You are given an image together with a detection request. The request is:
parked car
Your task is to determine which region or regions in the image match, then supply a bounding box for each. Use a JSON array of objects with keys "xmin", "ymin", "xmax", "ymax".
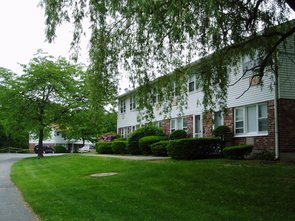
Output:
[
  {"xmin": 78, "ymin": 145, "xmax": 91, "ymax": 153},
  {"xmin": 34, "ymin": 145, "xmax": 55, "ymax": 154}
]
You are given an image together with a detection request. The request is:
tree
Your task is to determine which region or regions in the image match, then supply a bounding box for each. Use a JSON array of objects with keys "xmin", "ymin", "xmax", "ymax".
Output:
[
  {"xmin": 60, "ymin": 109, "xmax": 117, "ymax": 146},
  {"xmin": 40, "ymin": 0, "xmax": 295, "ymax": 114},
  {"xmin": 0, "ymin": 68, "xmax": 29, "ymax": 150},
  {"xmin": 0, "ymin": 51, "xmax": 84, "ymax": 157}
]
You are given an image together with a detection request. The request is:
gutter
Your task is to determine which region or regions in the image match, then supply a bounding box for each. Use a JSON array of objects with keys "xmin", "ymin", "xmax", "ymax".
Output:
[{"xmin": 274, "ymin": 60, "xmax": 280, "ymax": 160}]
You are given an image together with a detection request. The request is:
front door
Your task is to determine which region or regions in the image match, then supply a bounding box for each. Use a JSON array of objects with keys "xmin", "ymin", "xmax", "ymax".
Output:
[{"xmin": 195, "ymin": 115, "xmax": 202, "ymax": 138}]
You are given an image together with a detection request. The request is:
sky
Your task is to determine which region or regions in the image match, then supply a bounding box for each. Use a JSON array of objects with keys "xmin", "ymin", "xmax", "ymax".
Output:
[{"xmin": 0, "ymin": 0, "xmax": 89, "ymax": 74}]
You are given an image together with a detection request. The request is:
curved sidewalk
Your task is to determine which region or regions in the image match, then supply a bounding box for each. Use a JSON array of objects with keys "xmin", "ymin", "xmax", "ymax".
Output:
[{"xmin": 0, "ymin": 153, "xmax": 58, "ymax": 221}]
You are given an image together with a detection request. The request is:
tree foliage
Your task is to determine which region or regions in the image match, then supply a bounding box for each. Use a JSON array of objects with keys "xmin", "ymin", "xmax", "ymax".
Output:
[
  {"xmin": 40, "ymin": 0, "xmax": 295, "ymax": 115},
  {"xmin": 0, "ymin": 51, "xmax": 84, "ymax": 157}
]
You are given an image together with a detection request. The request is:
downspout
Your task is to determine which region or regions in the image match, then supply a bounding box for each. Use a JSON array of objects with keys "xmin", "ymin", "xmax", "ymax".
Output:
[{"xmin": 274, "ymin": 59, "xmax": 279, "ymax": 160}]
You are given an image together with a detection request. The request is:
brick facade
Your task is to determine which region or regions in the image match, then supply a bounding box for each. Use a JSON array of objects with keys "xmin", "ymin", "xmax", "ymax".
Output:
[
  {"xmin": 187, "ymin": 115, "xmax": 194, "ymax": 137},
  {"xmin": 162, "ymin": 119, "xmax": 170, "ymax": 136},
  {"xmin": 278, "ymin": 99, "xmax": 295, "ymax": 152}
]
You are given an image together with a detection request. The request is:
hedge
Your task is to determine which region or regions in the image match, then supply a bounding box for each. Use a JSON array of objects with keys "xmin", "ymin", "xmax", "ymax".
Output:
[
  {"xmin": 112, "ymin": 141, "xmax": 127, "ymax": 154},
  {"xmin": 169, "ymin": 130, "xmax": 187, "ymax": 140},
  {"xmin": 54, "ymin": 145, "xmax": 68, "ymax": 153},
  {"xmin": 139, "ymin": 136, "xmax": 167, "ymax": 155},
  {"xmin": 96, "ymin": 142, "xmax": 113, "ymax": 154},
  {"xmin": 127, "ymin": 125, "xmax": 164, "ymax": 155},
  {"xmin": 222, "ymin": 144, "xmax": 253, "ymax": 159},
  {"xmin": 151, "ymin": 140, "xmax": 170, "ymax": 156},
  {"xmin": 167, "ymin": 138, "xmax": 220, "ymax": 160}
]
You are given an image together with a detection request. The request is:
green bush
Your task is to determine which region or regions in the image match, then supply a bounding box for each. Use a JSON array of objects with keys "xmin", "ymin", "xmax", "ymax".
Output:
[
  {"xmin": 253, "ymin": 150, "xmax": 275, "ymax": 161},
  {"xmin": 151, "ymin": 140, "xmax": 170, "ymax": 156},
  {"xmin": 168, "ymin": 138, "xmax": 220, "ymax": 160},
  {"xmin": 222, "ymin": 144, "xmax": 253, "ymax": 159},
  {"xmin": 96, "ymin": 142, "xmax": 113, "ymax": 154},
  {"xmin": 54, "ymin": 145, "xmax": 68, "ymax": 153},
  {"xmin": 169, "ymin": 130, "xmax": 187, "ymax": 140},
  {"xmin": 112, "ymin": 141, "xmax": 127, "ymax": 154},
  {"xmin": 139, "ymin": 136, "xmax": 167, "ymax": 155},
  {"xmin": 212, "ymin": 125, "xmax": 231, "ymax": 138},
  {"xmin": 127, "ymin": 125, "xmax": 164, "ymax": 155}
]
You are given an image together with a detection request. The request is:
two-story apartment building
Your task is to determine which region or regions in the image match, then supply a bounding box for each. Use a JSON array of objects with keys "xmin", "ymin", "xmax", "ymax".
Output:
[{"xmin": 117, "ymin": 32, "xmax": 295, "ymax": 157}]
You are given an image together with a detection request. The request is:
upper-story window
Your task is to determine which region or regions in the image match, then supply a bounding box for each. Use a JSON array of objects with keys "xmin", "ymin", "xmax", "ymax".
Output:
[
  {"xmin": 242, "ymin": 56, "xmax": 261, "ymax": 78},
  {"xmin": 130, "ymin": 96, "xmax": 136, "ymax": 111},
  {"xmin": 188, "ymin": 75, "xmax": 195, "ymax": 92},
  {"xmin": 120, "ymin": 99, "xmax": 126, "ymax": 113},
  {"xmin": 234, "ymin": 103, "xmax": 268, "ymax": 136}
]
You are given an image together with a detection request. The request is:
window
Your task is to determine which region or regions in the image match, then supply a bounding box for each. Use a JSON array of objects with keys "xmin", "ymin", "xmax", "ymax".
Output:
[
  {"xmin": 173, "ymin": 82, "xmax": 180, "ymax": 97},
  {"xmin": 214, "ymin": 111, "xmax": 223, "ymax": 129},
  {"xmin": 120, "ymin": 100, "xmax": 126, "ymax": 113},
  {"xmin": 242, "ymin": 57, "xmax": 261, "ymax": 78},
  {"xmin": 170, "ymin": 119, "xmax": 176, "ymax": 132},
  {"xmin": 130, "ymin": 96, "xmax": 136, "ymax": 110},
  {"xmin": 234, "ymin": 103, "xmax": 268, "ymax": 135},
  {"xmin": 170, "ymin": 117, "xmax": 187, "ymax": 133},
  {"xmin": 188, "ymin": 75, "xmax": 195, "ymax": 92}
]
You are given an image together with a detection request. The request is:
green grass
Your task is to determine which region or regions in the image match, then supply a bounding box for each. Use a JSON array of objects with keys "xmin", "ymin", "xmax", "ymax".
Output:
[{"xmin": 11, "ymin": 155, "xmax": 295, "ymax": 221}]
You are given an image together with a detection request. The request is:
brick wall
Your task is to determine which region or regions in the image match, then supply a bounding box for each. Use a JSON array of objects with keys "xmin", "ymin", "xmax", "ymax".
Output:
[
  {"xmin": 162, "ymin": 119, "xmax": 170, "ymax": 136},
  {"xmin": 187, "ymin": 115, "xmax": 194, "ymax": 137},
  {"xmin": 278, "ymin": 99, "xmax": 295, "ymax": 152}
]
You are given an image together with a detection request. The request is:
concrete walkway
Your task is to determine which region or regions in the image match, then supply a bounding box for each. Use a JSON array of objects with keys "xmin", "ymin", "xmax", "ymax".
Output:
[
  {"xmin": 0, "ymin": 153, "xmax": 60, "ymax": 221},
  {"xmin": 81, "ymin": 153, "xmax": 170, "ymax": 161}
]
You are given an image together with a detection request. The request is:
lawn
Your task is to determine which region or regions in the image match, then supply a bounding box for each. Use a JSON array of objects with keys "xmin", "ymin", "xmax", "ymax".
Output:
[{"xmin": 11, "ymin": 155, "xmax": 295, "ymax": 221}]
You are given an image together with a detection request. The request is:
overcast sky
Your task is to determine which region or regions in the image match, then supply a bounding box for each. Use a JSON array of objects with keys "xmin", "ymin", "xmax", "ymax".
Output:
[{"xmin": 0, "ymin": 0, "xmax": 89, "ymax": 74}]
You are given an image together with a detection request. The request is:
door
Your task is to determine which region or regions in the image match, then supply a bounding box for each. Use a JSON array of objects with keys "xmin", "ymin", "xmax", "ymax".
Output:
[{"xmin": 195, "ymin": 115, "xmax": 202, "ymax": 138}]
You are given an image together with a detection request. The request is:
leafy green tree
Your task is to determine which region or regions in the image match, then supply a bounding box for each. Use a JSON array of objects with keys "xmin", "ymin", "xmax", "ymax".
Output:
[
  {"xmin": 0, "ymin": 51, "xmax": 84, "ymax": 157},
  {"xmin": 0, "ymin": 68, "xmax": 29, "ymax": 150},
  {"xmin": 40, "ymin": 0, "xmax": 295, "ymax": 114}
]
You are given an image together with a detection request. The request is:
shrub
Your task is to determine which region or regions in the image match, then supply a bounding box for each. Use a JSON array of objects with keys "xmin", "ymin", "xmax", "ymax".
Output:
[
  {"xmin": 139, "ymin": 136, "xmax": 167, "ymax": 155},
  {"xmin": 253, "ymin": 150, "xmax": 275, "ymax": 161},
  {"xmin": 127, "ymin": 125, "xmax": 164, "ymax": 155},
  {"xmin": 112, "ymin": 141, "xmax": 127, "ymax": 154},
  {"xmin": 222, "ymin": 144, "xmax": 253, "ymax": 159},
  {"xmin": 169, "ymin": 130, "xmax": 187, "ymax": 140},
  {"xmin": 168, "ymin": 138, "xmax": 220, "ymax": 160},
  {"xmin": 54, "ymin": 145, "xmax": 68, "ymax": 153},
  {"xmin": 96, "ymin": 142, "xmax": 113, "ymax": 154},
  {"xmin": 212, "ymin": 125, "xmax": 231, "ymax": 138},
  {"xmin": 151, "ymin": 140, "xmax": 170, "ymax": 156}
]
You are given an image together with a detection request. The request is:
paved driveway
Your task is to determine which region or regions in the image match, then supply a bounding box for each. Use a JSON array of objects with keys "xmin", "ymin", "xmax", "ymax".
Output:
[{"xmin": 0, "ymin": 153, "xmax": 58, "ymax": 221}]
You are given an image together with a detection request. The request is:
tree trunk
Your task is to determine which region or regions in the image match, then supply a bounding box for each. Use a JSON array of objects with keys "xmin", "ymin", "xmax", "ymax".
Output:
[{"xmin": 38, "ymin": 128, "xmax": 44, "ymax": 158}]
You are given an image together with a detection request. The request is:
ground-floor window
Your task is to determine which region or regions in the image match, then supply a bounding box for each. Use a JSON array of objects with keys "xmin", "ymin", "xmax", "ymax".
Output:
[
  {"xmin": 170, "ymin": 117, "xmax": 187, "ymax": 133},
  {"xmin": 234, "ymin": 103, "xmax": 268, "ymax": 136}
]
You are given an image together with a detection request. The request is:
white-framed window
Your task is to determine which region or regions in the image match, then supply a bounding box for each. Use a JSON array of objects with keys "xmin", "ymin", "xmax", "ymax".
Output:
[
  {"xmin": 120, "ymin": 99, "xmax": 126, "ymax": 113},
  {"xmin": 188, "ymin": 75, "xmax": 195, "ymax": 92},
  {"xmin": 234, "ymin": 103, "xmax": 268, "ymax": 136},
  {"xmin": 242, "ymin": 56, "xmax": 261, "ymax": 78},
  {"xmin": 130, "ymin": 96, "xmax": 136, "ymax": 111},
  {"xmin": 214, "ymin": 111, "xmax": 224, "ymax": 129},
  {"xmin": 170, "ymin": 117, "xmax": 187, "ymax": 133}
]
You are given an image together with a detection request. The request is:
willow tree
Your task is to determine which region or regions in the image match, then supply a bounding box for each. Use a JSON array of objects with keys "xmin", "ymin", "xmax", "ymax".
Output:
[{"xmin": 40, "ymin": 0, "xmax": 295, "ymax": 115}]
